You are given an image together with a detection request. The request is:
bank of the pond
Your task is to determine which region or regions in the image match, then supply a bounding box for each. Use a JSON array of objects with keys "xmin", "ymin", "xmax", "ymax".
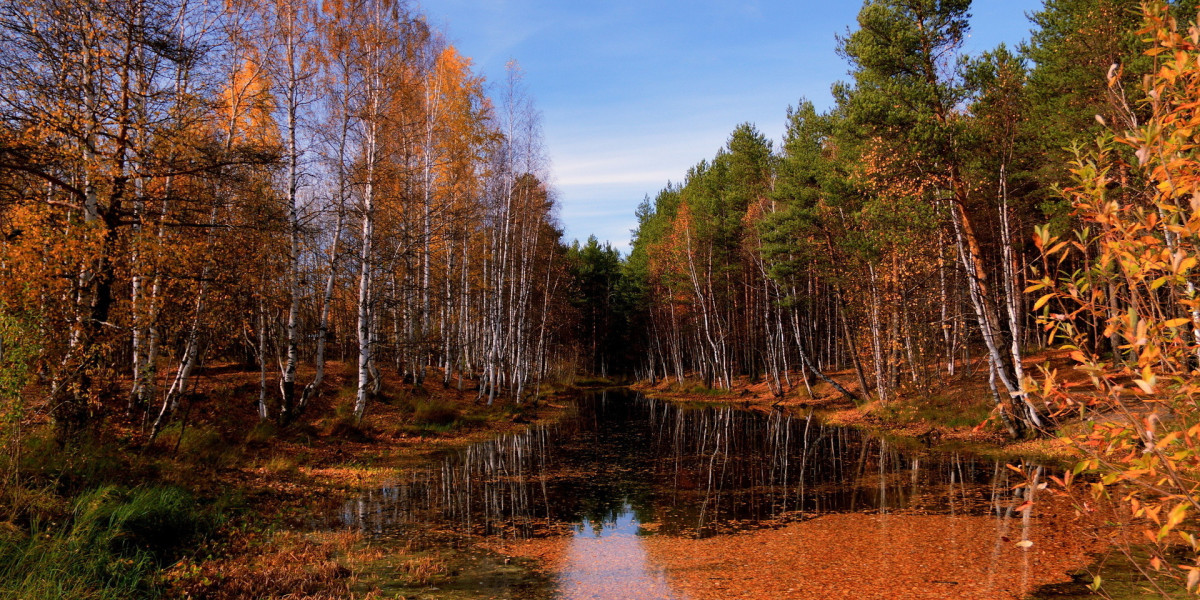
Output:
[
  {"xmin": 181, "ymin": 384, "xmax": 585, "ymax": 598},
  {"xmin": 3, "ymin": 362, "xmax": 1139, "ymax": 599},
  {"xmin": 627, "ymin": 363, "xmax": 1194, "ymax": 599},
  {"xmin": 629, "ymin": 350, "xmax": 1085, "ymax": 464},
  {"xmin": 1, "ymin": 361, "xmax": 585, "ymax": 599},
  {"xmin": 172, "ymin": 400, "xmax": 576, "ymax": 598}
]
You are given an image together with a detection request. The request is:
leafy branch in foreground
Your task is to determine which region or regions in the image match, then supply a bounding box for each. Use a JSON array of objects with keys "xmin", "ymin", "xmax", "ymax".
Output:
[{"xmin": 1034, "ymin": 2, "xmax": 1200, "ymax": 593}]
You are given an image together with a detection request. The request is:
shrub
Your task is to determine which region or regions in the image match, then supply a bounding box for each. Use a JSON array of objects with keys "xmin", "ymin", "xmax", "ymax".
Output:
[{"xmin": 1031, "ymin": 3, "xmax": 1200, "ymax": 593}]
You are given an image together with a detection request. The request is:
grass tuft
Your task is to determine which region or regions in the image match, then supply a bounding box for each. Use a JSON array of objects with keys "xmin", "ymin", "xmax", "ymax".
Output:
[
  {"xmin": 0, "ymin": 485, "xmax": 215, "ymax": 600},
  {"xmin": 412, "ymin": 400, "xmax": 457, "ymax": 427},
  {"xmin": 399, "ymin": 554, "xmax": 449, "ymax": 586},
  {"xmin": 243, "ymin": 421, "xmax": 277, "ymax": 447}
]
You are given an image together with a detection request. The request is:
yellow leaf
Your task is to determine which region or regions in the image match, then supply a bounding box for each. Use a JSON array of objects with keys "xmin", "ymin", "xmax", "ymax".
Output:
[
  {"xmin": 1159, "ymin": 503, "xmax": 1189, "ymax": 540},
  {"xmin": 1033, "ymin": 294, "xmax": 1054, "ymax": 311},
  {"xmin": 1164, "ymin": 317, "xmax": 1191, "ymax": 328},
  {"xmin": 1168, "ymin": 503, "xmax": 1188, "ymax": 530}
]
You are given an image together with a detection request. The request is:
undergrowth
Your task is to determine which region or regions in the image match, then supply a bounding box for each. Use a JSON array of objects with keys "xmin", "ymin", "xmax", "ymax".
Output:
[
  {"xmin": 0, "ymin": 485, "xmax": 219, "ymax": 600},
  {"xmin": 875, "ymin": 392, "xmax": 994, "ymax": 429}
]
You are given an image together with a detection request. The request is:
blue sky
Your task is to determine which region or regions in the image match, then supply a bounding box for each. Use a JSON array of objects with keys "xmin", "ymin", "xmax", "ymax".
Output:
[{"xmin": 420, "ymin": 0, "xmax": 1047, "ymax": 253}]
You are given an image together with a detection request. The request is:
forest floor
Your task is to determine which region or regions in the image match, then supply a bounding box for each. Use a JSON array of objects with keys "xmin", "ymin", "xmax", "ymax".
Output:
[
  {"xmin": 2, "ymin": 361, "xmax": 585, "ymax": 599},
  {"xmin": 629, "ymin": 349, "xmax": 1096, "ymax": 464}
]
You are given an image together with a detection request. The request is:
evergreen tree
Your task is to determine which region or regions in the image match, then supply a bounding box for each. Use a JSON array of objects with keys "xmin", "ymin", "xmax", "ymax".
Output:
[
  {"xmin": 567, "ymin": 236, "xmax": 623, "ymax": 377},
  {"xmin": 1022, "ymin": 0, "xmax": 1200, "ymax": 211}
]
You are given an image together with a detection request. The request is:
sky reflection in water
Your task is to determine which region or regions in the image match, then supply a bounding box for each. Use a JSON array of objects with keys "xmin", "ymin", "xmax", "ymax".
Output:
[{"xmin": 557, "ymin": 504, "xmax": 681, "ymax": 600}]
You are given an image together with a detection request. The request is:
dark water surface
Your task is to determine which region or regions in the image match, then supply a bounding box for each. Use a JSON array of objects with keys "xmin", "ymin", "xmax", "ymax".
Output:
[{"xmin": 339, "ymin": 390, "xmax": 1080, "ymax": 598}]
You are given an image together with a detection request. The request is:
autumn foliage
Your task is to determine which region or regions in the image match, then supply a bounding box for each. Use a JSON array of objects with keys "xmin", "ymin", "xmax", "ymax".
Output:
[
  {"xmin": 1028, "ymin": 1, "xmax": 1200, "ymax": 594},
  {"xmin": 0, "ymin": 0, "xmax": 574, "ymax": 443}
]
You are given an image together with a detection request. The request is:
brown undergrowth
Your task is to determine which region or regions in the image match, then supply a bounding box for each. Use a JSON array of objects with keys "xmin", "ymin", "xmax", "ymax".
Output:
[
  {"xmin": 165, "ymin": 530, "xmax": 374, "ymax": 600},
  {"xmin": 2, "ymin": 360, "xmax": 574, "ymax": 599}
]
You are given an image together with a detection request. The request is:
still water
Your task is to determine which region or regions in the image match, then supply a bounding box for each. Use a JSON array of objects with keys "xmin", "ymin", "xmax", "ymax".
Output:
[{"xmin": 339, "ymin": 390, "xmax": 1093, "ymax": 599}]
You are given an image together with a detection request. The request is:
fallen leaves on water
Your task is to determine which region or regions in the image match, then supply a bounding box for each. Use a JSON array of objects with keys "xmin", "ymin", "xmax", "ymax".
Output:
[
  {"xmin": 639, "ymin": 499, "xmax": 1098, "ymax": 600},
  {"xmin": 496, "ymin": 493, "xmax": 1102, "ymax": 600}
]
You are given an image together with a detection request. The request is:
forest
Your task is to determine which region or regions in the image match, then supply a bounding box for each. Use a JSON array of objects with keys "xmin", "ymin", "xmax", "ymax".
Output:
[
  {"xmin": 585, "ymin": 0, "xmax": 1200, "ymax": 593},
  {"xmin": 5, "ymin": 0, "xmax": 1200, "ymax": 597},
  {"xmin": 0, "ymin": 0, "xmax": 585, "ymax": 438},
  {"xmin": 614, "ymin": 0, "xmax": 1200, "ymax": 437}
]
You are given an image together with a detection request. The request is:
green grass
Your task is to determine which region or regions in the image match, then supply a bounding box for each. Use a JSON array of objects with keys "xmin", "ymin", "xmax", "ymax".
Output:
[
  {"xmin": 876, "ymin": 393, "xmax": 993, "ymax": 429},
  {"xmin": 0, "ymin": 485, "xmax": 219, "ymax": 600},
  {"xmin": 397, "ymin": 399, "xmax": 507, "ymax": 436},
  {"xmin": 686, "ymin": 384, "xmax": 733, "ymax": 397},
  {"xmin": 572, "ymin": 376, "xmax": 614, "ymax": 387},
  {"xmin": 243, "ymin": 420, "xmax": 278, "ymax": 447},
  {"xmin": 912, "ymin": 395, "xmax": 993, "ymax": 428},
  {"xmin": 18, "ymin": 435, "xmax": 129, "ymax": 493},
  {"xmin": 175, "ymin": 427, "xmax": 238, "ymax": 468}
]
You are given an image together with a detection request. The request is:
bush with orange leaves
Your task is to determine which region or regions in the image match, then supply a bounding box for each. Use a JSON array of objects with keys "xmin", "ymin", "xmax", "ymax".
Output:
[{"xmin": 1030, "ymin": 2, "xmax": 1200, "ymax": 594}]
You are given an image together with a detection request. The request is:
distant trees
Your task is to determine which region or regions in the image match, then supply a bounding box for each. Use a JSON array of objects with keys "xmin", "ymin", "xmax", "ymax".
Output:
[
  {"xmin": 627, "ymin": 125, "xmax": 779, "ymax": 390},
  {"xmin": 566, "ymin": 236, "xmax": 623, "ymax": 377},
  {"xmin": 0, "ymin": 0, "xmax": 574, "ymax": 439},
  {"xmin": 634, "ymin": 0, "xmax": 992, "ymax": 409}
]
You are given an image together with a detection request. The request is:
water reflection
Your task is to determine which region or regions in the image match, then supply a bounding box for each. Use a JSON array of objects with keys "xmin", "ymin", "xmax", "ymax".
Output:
[
  {"xmin": 557, "ymin": 504, "xmax": 680, "ymax": 600},
  {"xmin": 340, "ymin": 390, "xmax": 1040, "ymax": 540}
]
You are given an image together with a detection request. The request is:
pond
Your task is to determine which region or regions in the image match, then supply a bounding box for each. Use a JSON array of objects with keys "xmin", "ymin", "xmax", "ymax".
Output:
[{"xmin": 339, "ymin": 389, "xmax": 1100, "ymax": 599}]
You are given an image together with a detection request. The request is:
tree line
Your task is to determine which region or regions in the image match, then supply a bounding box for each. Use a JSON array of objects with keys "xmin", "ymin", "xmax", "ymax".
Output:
[
  {"xmin": 614, "ymin": 0, "xmax": 1200, "ymax": 437},
  {"xmin": 0, "ymin": 0, "xmax": 589, "ymax": 440}
]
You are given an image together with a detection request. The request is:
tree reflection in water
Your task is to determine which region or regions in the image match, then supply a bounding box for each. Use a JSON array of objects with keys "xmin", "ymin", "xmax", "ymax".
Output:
[{"xmin": 339, "ymin": 390, "xmax": 1043, "ymax": 542}]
